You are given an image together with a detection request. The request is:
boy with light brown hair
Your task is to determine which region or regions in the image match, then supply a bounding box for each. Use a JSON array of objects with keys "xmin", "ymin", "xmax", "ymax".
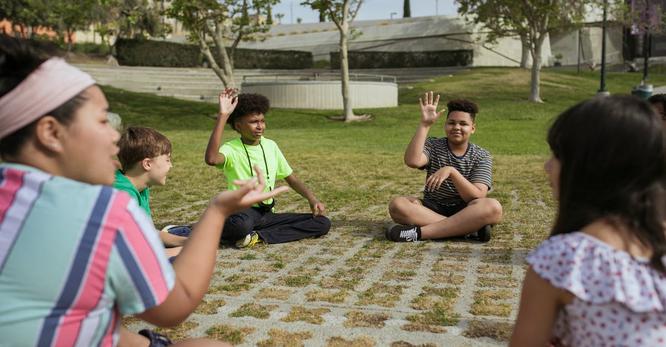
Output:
[{"xmin": 114, "ymin": 126, "xmax": 189, "ymax": 257}]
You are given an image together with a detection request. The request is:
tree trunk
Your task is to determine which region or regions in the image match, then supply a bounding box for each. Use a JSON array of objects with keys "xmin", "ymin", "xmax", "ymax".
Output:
[
  {"xmin": 339, "ymin": 25, "xmax": 354, "ymax": 121},
  {"xmin": 529, "ymin": 39, "xmax": 544, "ymax": 103},
  {"xmin": 198, "ymin": 34, "xmax": 234, "ymax": 88},
  {"xmin": 66, "ymin": 30, "xmax": 74, "ymax": 52},
  {"xmin": 520, "ymin": 34, "xmax": 529, "ymax": 68}
]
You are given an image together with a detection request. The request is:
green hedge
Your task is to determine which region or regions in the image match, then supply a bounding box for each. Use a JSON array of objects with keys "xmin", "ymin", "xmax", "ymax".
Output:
[
  {"xmin": 115, "ymin": 38, "xmax": 200, "ymax": 67},
  {"xmin": 329, "ymin": 50, "xmax": 473, "ymax": 69},
  {"xmin": 115, "ymin": 38, "xmax": 312, "ymax": 69}
]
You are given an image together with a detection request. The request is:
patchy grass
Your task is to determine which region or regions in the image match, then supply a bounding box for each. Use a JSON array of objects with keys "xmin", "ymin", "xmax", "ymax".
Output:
[
  {"xmin": 470, "ymin": 289, "xmax": 514, "ymax": 317},
  {"xmin": 478, "ymin": 263, "xmax": 513, "ymax": 276},
  {"xmin": 400, "ymin": 323, "xmax": 447, "ymax": 333},
  {"xmin": 281, "ymin": 306, "xmax": 330, "ymax": 325},
  {"xmin": 194, "ymin": 299, "xmax": 226, "ymax": 315},
  {"xmin": 154, "ymin": 321, "xmax": 198, "ymax": 341},
  {"xmin": 463, "ymin": 319, "xmax": 514, "ymax": 341},
  {"xmin": 344, "ymin": 311, "xmax": 390, "ymax": 328},
  {"xmin": 279, "ymin": 274, "xmax": 313, "ymax": 287},
  {"xmin": 306, "ymin": 289, "xmax": 348, "ymax": 303},
  {"xmin": 240, "ymin": 252, "xmax": 258, "ymax": 260},
  {"xmin": 428, "ymin": 272, "xmax": 465, "ymax": 286},
  {"xmin": 477, "ymin": 276, "xmax": 519, "ymax": 288},
  {"xmin": 257, "ymin": 329, "xmax": 313, "ymax": 347},
  {"xmin": 208, "ymin": 274, "xmax": 267, "ymax": 296},
  {"xmin": 206, "ymin": 324, "xmax": 255, "ymax": 345},
  {"xmin": 256, "ymin": 287, "xmax": 292, "ymax": 300},
  {"xmin": 382, "ymin": 270, "xmax": 417, "ymax": 282},
  {"xmin": 357, "ymin": 283, "xmax": 405, "ymax": 307},
  {"xmin": 327, "ymin": 336, "xmax": 376, "ymax": 347},
  {"xmin": 230, "ymin": 303, "xmax": 277, "ymax": 319},
  {"xmin": 406, "ymin": 304, "xmax": 461, "ymax": 326},
  {"xmin": 410, "ymin": 286, "xmax": 459, "ymax": 311},
  {"xmin": 391, "ymin": 342, "xmax": 437, "ymax": 347}
]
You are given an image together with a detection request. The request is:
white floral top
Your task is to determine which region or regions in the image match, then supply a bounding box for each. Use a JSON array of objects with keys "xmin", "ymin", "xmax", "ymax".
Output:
[{"xmin": 526, "ymin": 232, "xmax": 666, "ymax": 347}]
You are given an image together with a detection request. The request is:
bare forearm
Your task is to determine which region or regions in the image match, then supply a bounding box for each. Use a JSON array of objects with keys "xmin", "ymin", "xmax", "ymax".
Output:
[
  {"xmin": 449, "ymin": 169, "xmax": 487, "ymax": 201},
  {"xmin": 204, "ymin": 118, "xmax": 226, "ymax": 165},
  {"xmin": 285, "ymin": 175, "xmax": 317, "ymax": 203},
  {"xmin": 404, "ymin": 124, "xmax": 430, "ymax": 168}
]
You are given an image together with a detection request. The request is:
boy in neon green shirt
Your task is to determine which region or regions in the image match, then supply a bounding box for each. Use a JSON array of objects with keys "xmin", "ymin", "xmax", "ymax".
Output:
[{"xmin": 205, "ymin": 89, "xmax": 331, "ymax": 247}]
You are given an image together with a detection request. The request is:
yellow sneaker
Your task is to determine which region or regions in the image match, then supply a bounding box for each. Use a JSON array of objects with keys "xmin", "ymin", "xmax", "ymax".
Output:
[{"xmin": 235, "ymin": 232, "xmax": 261, "ymax": 248}]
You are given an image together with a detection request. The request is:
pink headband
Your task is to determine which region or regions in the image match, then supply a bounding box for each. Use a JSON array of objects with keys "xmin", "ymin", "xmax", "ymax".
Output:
[{"xmin": 0, "ymin": 57, "xmax": 95, "ymax": 139}]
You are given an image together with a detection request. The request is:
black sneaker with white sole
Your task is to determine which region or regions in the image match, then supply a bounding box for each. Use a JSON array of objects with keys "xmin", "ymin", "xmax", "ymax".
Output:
[
  {"xmin": 386, "ymin": 224, "xmax": 421, "ymax": 242},
  {"xmin": 466, "ymin": 225, "xmax": 492, "ymax": 243}
]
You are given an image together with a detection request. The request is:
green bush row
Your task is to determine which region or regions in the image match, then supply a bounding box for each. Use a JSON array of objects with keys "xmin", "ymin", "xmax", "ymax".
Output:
[
  {"xmin": 115, "ymin": 38, "xmax": 313, "ymax": 69},
  {"xmin": 329, "ymin": 50, "xmax": 473, "ymax": 69}
]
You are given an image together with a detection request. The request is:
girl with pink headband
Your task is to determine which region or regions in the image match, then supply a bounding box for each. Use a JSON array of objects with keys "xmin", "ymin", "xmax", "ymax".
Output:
[{"xmin": 0, "ymin": 36, "xmax": 286, "ymax": 346}]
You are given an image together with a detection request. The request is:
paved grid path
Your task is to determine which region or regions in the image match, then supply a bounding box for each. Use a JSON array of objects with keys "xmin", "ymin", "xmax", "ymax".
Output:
[{"xmin": 125, "ymin": 224, "xmax": 526, "ymax": 346}]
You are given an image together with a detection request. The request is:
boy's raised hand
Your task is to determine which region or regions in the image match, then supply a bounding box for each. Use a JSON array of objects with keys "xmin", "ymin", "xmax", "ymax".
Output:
[
  {"xmin": 419, "ymin": 91, "xmax": 445, "ymax": 127},
  {"xmin": 213, "ymin": 165, "xmax": 289, "ymax": 217},
  {"xmin": 218, "ymin": 88, "xmax": 238, "ymax": 119}
]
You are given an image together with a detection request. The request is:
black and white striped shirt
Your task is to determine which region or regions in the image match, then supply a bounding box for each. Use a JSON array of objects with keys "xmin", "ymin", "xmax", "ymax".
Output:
[{"xmin": 422, "ymin": 137, "xmax": 493, "ymax": 205}]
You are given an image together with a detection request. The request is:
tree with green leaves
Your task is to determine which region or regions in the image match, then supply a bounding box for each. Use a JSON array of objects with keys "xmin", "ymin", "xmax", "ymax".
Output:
[
  {"xmin": 0, "ymin": 0, "xmax": 50, "ymax": 38},
  {"xmin": 302, "ymin": 0, "xmax": 367, "ymax": 122},
  {"xmin": 166, "ymin": 0, "xmax": 278, "ymax": 88},
  {"xmin": 403, "ymin": 0, "xmax": 411, "ymax": 18},
  {"xmin": 457, "ymin": 0, "xmax": 588, "ymax": 102},
  {"xmin": 115, "ymin": 0, "xmax": 170, "ymax": 39},
  {"xmin": 266, "ymin": 4, "xmax": 273, "ymax": 24},
  {"xmin": 49, "ymin": 0, "xmax": 97, "ymax": 51}
]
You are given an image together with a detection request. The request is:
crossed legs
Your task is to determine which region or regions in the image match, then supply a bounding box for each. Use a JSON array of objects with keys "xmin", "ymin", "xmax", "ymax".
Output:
[{"xmin": 388, "ymin": 196, "xmax": 502, "ymax": 239}]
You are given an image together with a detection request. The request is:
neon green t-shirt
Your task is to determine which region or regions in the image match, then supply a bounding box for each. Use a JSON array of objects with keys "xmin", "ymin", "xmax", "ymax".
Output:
[
  {"xmin": 113, "ymin": 169, "xmax": 152, "ymax": 218},
  {"xmin": 218, "ymin": 137, "xmax": 293, "ymax": 204}
]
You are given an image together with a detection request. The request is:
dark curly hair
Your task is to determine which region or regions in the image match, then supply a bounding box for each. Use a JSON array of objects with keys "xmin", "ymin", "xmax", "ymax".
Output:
[
  {"xmin": 447, "ymin": 99, "xmax": 479, "ymax": 121},
  {"xmin": 227, "ymin": 93, "xmax": 270, "ymax": 131}
]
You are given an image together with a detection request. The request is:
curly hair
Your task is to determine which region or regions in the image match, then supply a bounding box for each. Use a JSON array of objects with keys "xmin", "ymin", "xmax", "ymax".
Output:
[
  {"xmin": 447, "ymin": 99, "xmax": 479, "ymax": 121},
  {"xmin": 227, "ymin": 93, "xmax": 270, "ymax": 131}
]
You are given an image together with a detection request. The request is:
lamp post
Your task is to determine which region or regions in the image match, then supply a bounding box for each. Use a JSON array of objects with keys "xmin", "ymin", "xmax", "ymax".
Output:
[
  {"xmin": 630, "ymin": 0, "xmax": 655, "ymax": 100},
  {"xmin": 597, "ymin": 0, "xmax": 609, "ymax": 96}
]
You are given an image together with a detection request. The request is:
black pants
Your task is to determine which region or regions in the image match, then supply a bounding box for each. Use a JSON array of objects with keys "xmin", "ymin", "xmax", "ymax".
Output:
[{"xmin": 220, "ymin": 207, "xmax": 331, "ymax": 244}]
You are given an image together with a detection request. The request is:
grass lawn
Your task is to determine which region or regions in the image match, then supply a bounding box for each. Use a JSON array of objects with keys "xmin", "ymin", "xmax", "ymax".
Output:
[{"xmin": 112, "ymin": 67, "xmax": 666, "ymax": 344}]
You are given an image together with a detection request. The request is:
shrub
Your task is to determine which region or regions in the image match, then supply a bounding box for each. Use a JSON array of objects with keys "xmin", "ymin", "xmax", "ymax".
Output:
[
  {"xmin": 329, "ymin": 50, "xmax": 473, "ymax": 69},
  {"xmin": 115, "ymin": 38, "xmax": 312, "ymax": 69}
]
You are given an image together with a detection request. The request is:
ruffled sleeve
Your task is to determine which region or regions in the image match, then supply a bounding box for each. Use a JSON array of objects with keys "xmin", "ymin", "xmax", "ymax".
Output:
[{"xmin": 526, "ymin": 232, "xmax": 666, "ymax": 312}]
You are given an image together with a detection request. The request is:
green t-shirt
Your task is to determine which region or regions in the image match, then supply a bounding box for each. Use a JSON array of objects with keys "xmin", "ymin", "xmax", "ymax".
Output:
[
  {"xmin": 218, "ymin": 137, "xmax": 293, "ymax": 205},
  {"xmin": 113, "ymin": 169, "xmax": 152, "ymax": 218}
]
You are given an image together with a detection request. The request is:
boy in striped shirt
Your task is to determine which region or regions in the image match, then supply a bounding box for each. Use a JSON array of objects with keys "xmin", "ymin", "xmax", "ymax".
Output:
[{"xmin": 387, "ymin": 92, "xmax": 503, "ymax": 242}]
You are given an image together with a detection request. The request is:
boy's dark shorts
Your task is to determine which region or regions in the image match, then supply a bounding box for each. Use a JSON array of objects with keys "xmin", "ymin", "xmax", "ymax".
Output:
[{"xmin": 422, "ymin": 199, "xmax": 466, "ymax": 217}]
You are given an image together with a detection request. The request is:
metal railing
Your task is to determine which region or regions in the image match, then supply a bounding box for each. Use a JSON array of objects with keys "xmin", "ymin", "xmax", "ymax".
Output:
[{"xmin": 242, "ymin": 72, "xmax": 397, "ymax": 83}]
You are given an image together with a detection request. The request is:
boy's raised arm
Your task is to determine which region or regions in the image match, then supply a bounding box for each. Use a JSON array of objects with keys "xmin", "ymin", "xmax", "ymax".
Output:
[
  {"xmin": 205, "ymin": 89, "xmax": 237, "ymax": 166},
  {"xmin": 404, "ymin": 91, "xmax": 444, "ymax": 168}
]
